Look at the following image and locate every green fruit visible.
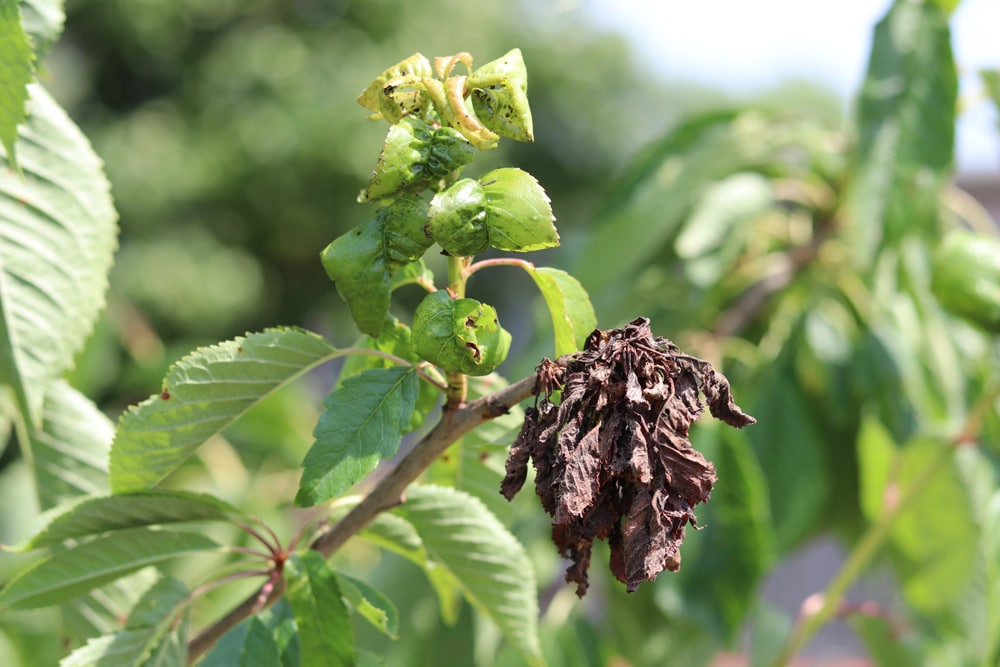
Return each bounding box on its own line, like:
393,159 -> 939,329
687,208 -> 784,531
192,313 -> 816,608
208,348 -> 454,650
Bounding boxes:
412,290 -> 511,375
931,230 -> 1000,333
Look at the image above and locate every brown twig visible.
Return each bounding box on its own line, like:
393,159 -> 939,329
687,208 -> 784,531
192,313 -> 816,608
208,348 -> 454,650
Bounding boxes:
186,370 -> 544,663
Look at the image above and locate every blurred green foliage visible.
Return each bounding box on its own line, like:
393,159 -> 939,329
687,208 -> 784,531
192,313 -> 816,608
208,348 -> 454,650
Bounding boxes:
2,0 -> 999,665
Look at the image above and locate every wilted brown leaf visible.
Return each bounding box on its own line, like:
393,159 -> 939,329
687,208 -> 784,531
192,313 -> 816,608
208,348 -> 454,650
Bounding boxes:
502,317 -> 755,595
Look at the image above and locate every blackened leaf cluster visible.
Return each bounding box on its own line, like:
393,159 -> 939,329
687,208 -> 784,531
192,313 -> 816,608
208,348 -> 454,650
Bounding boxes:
501,317 -> 755,595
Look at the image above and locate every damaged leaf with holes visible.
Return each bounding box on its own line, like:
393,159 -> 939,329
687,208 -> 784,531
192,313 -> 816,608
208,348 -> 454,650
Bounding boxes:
502,317 -> 755,595
360,116 -> 476,202
412,290 -> 511,376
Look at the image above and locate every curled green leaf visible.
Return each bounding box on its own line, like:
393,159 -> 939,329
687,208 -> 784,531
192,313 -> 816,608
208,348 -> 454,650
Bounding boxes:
470,48 -> 533,143
322,194 -> 433,335
427,168 -> 556,257
427,178 -> 489,256
412,291 -> 511,376
479,168 -> 556,251
360,117 -> 476,202
931,230 -> 1000,333
356,53 -> 433,117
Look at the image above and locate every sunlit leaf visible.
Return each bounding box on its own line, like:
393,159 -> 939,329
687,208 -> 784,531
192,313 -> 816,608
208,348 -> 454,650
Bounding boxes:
359,118 -> 474,201
428,168 -> 556,256
0,529 -> 216,610
334,572 -> 399,639
351,511 -> 461,624
356,53 -> 432,115
284,551 -> 355,667
334,317 -> 440,433
10,490 -> 241,551
847,0 -> 956,257
889,440 -> 977,617
29,380 -> 111,509
0,84 -> 117,422
59,576 -> 189,667
470,48 -> 533,143
0,0 -> 33,170
110,328 -> 336,493
322,194 -> 433,335
20,0 -> 65,59
479,168 -> 556,251
411,290 -> 511,376
397,485 -> 544,666
296,366 -> 419,506
525,266 -> 596,356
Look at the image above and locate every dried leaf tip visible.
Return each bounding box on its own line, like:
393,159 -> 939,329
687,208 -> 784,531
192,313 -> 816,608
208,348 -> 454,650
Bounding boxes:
501,317 -> 755,595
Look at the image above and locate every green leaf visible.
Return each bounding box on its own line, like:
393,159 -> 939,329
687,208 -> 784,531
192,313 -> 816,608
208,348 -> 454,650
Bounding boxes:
29,379 -> 112,509
10,490 -> 240,551
322,194 -> 433,335
334,571 -> 399,639
58,576 -> 189,667
856,415 -> 896,522
525,266 -> 596,356
571,110 -> 746,296
479,168 -> 556,251
746,362 -> 830,552
61,569 -> 160,643
470,48 -> 533,143
140,620 -> 187,667
359,118 -> 475,201
20,0 -> 64,61
296,366 -> 419,506
284,551 -> 355,667
0,528 -> 217,610
202,600 -> 299,667
411,290 -> 511,376
884,438 -> 978,617
397,485 -> 544,667
239,617 -> 282,667
426,373 -> 525,522
351,511 -> 462,624
356,53 -> 432,115
930,230 -> 1000,333
679,426 -> 775,641
0,0 -> 33,171
849,614 -> 924,666
335,317 -> 440,433
109,327 -> 336,493
427,178 -> 489,256
983,69 -> 1000,113
748,601 -> 792,667
391,258 -> 433,290
847,0 -> 956,256
0,84 -> 117,422
427,168 -> 556,256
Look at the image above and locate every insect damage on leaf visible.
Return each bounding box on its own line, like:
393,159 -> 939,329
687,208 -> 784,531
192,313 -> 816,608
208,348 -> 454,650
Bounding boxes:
501,317 -> 755,596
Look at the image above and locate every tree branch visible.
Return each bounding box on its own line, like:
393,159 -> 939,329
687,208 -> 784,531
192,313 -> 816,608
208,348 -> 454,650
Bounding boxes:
186,370 -> 543,663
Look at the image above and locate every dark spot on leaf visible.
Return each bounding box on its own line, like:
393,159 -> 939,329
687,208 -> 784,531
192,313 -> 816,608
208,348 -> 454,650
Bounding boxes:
501,317 -> 755,596
465,341 -> 481,361
237,347 -> 243,353
465,317 -> 476,327
160,389 -> 171,400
